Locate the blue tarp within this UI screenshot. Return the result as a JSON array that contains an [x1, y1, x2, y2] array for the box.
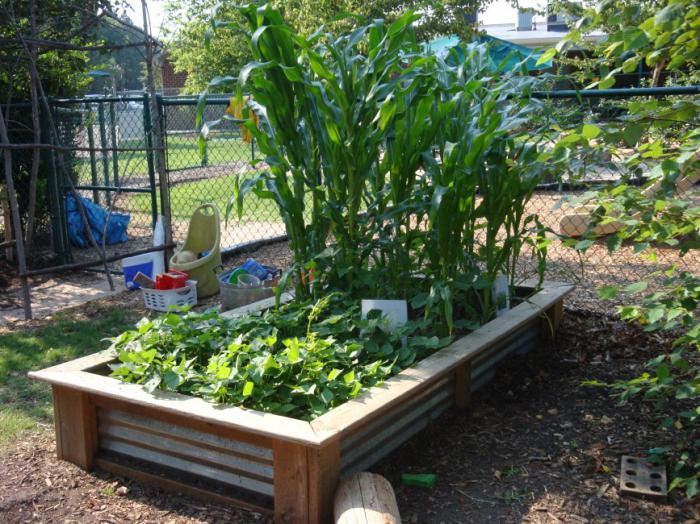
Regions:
[[66, 193, 130, 248], [425, 34, 552, 71]]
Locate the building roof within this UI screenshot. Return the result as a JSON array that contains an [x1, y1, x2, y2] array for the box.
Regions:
[[480, 23, 606, 49]]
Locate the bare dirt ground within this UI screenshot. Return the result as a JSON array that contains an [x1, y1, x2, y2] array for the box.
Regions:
[[2, 301, 699, 523]]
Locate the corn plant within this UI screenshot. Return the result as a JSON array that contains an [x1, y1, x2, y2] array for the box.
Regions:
[[212, 4, 559, 333]]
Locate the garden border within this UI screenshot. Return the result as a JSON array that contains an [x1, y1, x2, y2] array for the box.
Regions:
[[30, 281, 573, 523]]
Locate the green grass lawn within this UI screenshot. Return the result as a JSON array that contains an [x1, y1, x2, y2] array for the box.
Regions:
[[0, 306, 140, 450], [129, 171, 312, 223], [74, 134, 254, 185]]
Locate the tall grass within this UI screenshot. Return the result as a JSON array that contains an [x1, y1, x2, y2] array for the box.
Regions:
[[207, 4, 562, 334]]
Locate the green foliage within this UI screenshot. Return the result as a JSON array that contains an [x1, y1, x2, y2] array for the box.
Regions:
[[163, 0, 252, 93], [210, 4, 558, 334], [163, 0, 486, 93], [551, 0, 700, 497], [88, 15, 146, 93], [109, 293, 450, 420], [552, 0, 700, 87]]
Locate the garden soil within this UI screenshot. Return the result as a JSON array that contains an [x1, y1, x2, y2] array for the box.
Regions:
[[1, 241, 699, 522]]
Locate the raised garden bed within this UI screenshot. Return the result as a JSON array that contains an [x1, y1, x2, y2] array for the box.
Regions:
[[31, 281, 572, 523]]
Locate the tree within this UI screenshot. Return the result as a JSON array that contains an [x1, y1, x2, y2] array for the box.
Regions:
[[0, 0, 116, 253], [163, 0, 487, 93], [88, 14, 147, 93]]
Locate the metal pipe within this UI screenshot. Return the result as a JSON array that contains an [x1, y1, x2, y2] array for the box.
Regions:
[[19, 243, 175, 278], [97, 102, 111, 206], [63, 185, 155, 194], [532, 85, 700, 99]]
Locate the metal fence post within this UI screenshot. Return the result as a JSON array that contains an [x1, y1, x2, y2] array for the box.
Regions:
[[42, 101, 70, 264], [143, 92, 158, 227], [97, 101, 111, 206], [86, 105, 100, 204], [109, 101, 120, 188]]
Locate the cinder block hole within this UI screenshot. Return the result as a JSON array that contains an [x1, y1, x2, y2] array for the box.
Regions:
[[625, 482, 636, 488], [625, 470, 636, 476], [626, 458, 636, 464], [650, 473, 661, 479], [650, 485, 662, 492]]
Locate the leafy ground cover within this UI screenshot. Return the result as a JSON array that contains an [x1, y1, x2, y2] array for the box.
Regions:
[[0, 303, 140, 450], [110, 292, 451, 420]]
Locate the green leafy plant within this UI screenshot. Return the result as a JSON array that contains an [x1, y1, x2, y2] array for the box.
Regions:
[[109, 294, 450, 420], [551, 0, 700, 497]]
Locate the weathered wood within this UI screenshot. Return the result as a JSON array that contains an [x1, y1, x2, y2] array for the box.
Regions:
[[540, 300, 564, 341], [95, 457, 273, 515], [334, 472, 401, 524], [33, 370, 324, 446], [312, 283, 573, 439], [52, 385, 97, 470], [455, 362, 471, 409], [308, 440, 341, 524], [273, 440, 309, 524]]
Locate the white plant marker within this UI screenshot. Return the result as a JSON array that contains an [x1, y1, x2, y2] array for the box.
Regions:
[[491, 274, 511, 317], [361, 299, 408, 331]]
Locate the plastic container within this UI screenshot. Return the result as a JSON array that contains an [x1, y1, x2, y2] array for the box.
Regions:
[[122, 253, 155, 290], [142, 280, 198, 312], [169, 204, 222, 298], [219, 268, 278, 310]]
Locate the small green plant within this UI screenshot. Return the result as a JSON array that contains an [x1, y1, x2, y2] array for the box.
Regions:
[[496, 488, 534, 504]]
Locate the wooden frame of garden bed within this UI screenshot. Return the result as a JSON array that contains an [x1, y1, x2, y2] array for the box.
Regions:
[[30, 281, 572, 523]]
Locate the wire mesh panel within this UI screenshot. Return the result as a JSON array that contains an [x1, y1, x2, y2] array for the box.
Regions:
[[48, 96, 159, 269], [512, 93, 700, 310], [161, 97, 286, 252]]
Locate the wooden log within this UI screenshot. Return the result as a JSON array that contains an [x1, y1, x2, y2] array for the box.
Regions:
[[334, 472, 401, 524], [52, 385, 98, 470]]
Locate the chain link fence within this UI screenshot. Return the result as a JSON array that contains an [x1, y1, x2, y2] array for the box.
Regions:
[[161, 96, 287, 251], [2, 89, 698, 317]]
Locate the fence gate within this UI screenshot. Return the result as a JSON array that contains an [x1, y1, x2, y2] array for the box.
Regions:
[[47, 94, 160, 266]]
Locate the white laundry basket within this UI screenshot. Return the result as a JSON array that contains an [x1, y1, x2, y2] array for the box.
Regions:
[[141, 280, 198, 312]]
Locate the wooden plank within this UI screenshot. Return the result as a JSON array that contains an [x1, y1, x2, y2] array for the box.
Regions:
[[273, 440, 309, 524], [312, 283, 573, 439], [95, 456, 273, 515], [52, 385, 98, 470], [454, 362, 471, 408], [541, 300, 564, 341], [30, 349, 116, 375], [307, 440, 340, 524], [32, 371, 324, 446]]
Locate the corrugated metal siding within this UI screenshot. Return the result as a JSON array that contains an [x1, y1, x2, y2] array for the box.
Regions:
[[340, 318, 541, 474], [97, 408, 274, 497]]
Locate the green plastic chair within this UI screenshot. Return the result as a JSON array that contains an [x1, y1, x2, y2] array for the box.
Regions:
[[169, 203, 222, 298]]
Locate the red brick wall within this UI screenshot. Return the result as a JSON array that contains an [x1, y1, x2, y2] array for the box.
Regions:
[[160, 53, 187, 94]]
